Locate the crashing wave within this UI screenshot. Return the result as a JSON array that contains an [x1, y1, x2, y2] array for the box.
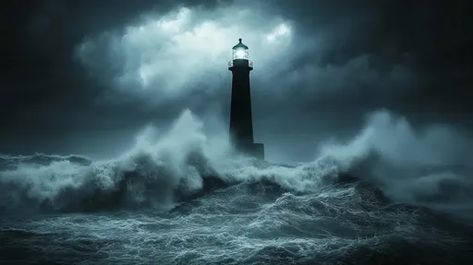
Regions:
[[0, 110, 472, 221]]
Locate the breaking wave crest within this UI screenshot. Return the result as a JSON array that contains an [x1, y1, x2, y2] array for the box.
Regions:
[[1, 110, 472, 221], [0, 110, 226, 212]]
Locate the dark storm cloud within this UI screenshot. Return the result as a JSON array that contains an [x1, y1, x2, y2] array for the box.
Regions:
[[0, 0, 224, 155], [269, 0, 473, 114], [253, 0, 473, 160], [1, 0, 472, 161], [1, 1, 161, 151]]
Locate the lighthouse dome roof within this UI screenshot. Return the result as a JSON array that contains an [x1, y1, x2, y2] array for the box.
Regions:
[[232, 38, 248, 50]]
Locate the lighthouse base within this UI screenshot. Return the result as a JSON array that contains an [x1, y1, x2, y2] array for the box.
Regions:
[[238, 142, 265, 160]]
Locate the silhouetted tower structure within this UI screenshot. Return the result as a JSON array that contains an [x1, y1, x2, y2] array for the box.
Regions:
[[228, 38, 264, 159]]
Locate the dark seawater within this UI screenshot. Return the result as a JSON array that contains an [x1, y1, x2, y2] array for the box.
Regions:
[[1, 159, 472, 264], [1, 110, 473, 264]]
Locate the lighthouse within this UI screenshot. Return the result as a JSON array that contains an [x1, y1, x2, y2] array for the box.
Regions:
[[228, 38, 264, 159]]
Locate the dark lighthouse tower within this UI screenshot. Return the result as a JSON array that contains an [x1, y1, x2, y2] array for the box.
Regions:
[[228, 38, 264, 159]]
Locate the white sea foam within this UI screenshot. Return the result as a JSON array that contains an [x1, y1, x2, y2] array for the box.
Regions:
[[0, 109, 472, 219]]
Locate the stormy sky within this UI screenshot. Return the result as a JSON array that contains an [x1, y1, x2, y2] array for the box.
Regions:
[[1, 0, 472, 162]]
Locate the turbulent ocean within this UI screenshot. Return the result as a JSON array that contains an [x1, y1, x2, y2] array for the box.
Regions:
[[1, 110, 473, 264]]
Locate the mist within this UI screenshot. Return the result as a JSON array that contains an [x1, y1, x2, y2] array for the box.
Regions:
[[1, 108, 471, 220], [320, 110, 473, 219]]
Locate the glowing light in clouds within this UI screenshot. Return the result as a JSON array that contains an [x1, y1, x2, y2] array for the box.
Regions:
[[266, 23, 291, 42], [77, 5, 293, 101], [158, 7, 190, 33]]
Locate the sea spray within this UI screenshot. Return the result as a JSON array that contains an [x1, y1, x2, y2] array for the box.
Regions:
[[1, 109, 472, 220]]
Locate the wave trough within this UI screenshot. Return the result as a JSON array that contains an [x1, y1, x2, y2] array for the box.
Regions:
[[1, 109, 472, 264]]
